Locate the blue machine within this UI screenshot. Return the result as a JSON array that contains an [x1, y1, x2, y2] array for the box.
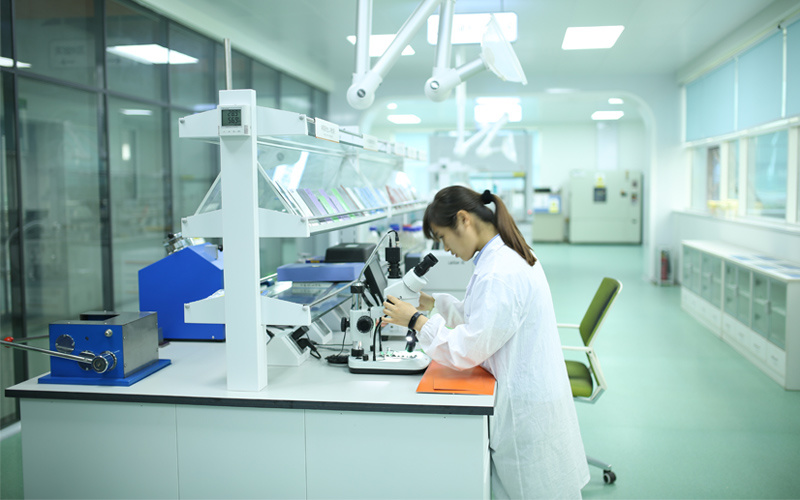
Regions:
[[139, 243, 225, 341], [38, 311, 170, 387]]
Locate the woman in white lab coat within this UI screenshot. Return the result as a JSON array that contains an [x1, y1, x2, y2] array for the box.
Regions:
[[381, 186, 590, 499]]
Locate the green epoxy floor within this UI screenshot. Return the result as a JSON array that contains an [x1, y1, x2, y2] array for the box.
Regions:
[[536, 243, 800, 499], [1, 243, 799, 499]]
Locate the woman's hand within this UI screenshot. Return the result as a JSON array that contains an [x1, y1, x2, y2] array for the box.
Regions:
[[382, 295, 420, 328], [418, 291, 435, 312]]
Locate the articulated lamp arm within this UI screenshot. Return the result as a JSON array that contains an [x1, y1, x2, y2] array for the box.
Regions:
[[347, 0, 445, 110], [426, 14, 528, 102]]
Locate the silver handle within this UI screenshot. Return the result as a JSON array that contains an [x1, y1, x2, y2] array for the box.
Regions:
[[1, 339, 94, 365]]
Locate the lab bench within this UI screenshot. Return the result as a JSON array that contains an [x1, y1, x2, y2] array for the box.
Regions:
[[6, 340, 493, 499]]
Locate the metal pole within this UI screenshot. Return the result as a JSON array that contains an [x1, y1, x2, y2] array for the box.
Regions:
[[433, 0, 455, 71], [354, 0, 372, 76], [0, 339, 93, 364], [224, 38, 233, 90], [372, 0, 443, 79]]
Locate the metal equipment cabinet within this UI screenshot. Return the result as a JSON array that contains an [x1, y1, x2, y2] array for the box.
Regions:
[[680, 240, 800, 389], [568, 170, 642, 243]]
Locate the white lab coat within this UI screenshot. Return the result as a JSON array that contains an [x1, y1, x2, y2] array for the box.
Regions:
[[418, 236, 590, 499]]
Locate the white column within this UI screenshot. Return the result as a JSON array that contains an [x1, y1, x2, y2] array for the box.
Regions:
[[219, 89, 267, 391]]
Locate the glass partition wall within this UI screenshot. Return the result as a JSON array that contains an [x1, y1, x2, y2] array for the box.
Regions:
[[0, 0, 329, 428]]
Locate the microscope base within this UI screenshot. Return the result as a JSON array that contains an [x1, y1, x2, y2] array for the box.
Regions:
[[348, 351, 431, 374]]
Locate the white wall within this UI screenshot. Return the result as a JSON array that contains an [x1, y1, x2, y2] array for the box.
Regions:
[[537, 123, 596, 190], [536, 120, 647, 190], [673, 212, 800, 264]]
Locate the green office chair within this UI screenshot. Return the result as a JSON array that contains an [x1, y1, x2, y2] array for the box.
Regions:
[[559, 277, 622, 485]]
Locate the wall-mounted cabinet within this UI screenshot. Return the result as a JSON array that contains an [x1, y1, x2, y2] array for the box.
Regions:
[[681, 240, 800, 389]]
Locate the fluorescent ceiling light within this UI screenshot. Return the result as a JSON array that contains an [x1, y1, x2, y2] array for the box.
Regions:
[[193, 103, 217, 112], [591, 110, 624, 120], [608, 97, 624, 105], [107, 44, 198, 64], [346, 35, 415, 57], [0, 56, 31, 68], [386, 102, 398, 110], [427, 12, 518, 44], [562, 26, 624, 50], [387, 114, 421, 125], [120, 109, 153, 116], [474, 97, 521, 124], [545, 88, 577, 94]]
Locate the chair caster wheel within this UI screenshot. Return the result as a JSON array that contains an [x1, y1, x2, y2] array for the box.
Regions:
[[603, 470, 616, 484]]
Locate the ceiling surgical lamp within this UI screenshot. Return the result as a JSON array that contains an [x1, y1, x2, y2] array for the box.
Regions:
[[425, 11, 527, 102], [347, 0, 528, 110]]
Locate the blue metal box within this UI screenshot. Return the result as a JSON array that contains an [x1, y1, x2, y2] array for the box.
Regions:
[[138, 244, 225, 340], [39, 311, 170, 386]]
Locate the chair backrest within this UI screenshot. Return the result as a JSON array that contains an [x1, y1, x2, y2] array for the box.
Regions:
[[578, 277, 622, 347]]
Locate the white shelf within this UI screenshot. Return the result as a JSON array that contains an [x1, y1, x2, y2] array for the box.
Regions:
[[177, 91, 427, 391]]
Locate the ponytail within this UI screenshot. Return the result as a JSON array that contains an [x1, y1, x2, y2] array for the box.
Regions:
[[423, 186, 536, 266]]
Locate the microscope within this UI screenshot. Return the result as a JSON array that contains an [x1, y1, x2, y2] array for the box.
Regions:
[[342, 234, 438, 374]]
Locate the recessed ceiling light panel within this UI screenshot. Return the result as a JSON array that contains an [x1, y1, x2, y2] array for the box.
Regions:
[[562, 26, 624, 50], [0, 56, 31, 68], [120, 109, 153, 116], [387, 114, 421, 124], [107, 44, 198, 64], [474, 97, 522, 123], [591, 110, 624, 120]]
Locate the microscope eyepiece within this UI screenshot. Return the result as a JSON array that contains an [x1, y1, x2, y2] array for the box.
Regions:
[[413, 253, 439, 277]]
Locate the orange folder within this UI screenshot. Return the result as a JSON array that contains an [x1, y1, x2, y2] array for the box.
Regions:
[[416, 360, 496, 395]]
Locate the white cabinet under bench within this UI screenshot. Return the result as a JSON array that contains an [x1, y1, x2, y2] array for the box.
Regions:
[[681, 240, 800, 389]]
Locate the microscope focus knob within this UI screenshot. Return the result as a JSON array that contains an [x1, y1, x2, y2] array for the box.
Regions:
[[356, 316, 373, 333], [341, 317, 350, 332], [350, 282, 365, 294]]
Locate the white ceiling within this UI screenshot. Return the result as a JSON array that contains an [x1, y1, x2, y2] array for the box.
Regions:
[[140, 0, 798, 130]]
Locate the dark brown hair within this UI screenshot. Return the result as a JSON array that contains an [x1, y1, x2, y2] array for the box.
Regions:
[[422, 185, 536, 266]]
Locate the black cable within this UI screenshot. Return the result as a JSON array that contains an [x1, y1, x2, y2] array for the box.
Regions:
[[325, 320, 349, 364], [296, 338, 321, 359], [338, 324, 348, 355], [372, 318, 381, 361]]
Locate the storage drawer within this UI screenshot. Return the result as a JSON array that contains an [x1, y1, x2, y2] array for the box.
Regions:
[[747, 332, 768, 362], [766, 343, 786, 377], [722, 314, 749, 347], [682, 288, 721, 335]]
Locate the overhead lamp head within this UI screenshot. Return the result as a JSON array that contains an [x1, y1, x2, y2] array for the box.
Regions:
[[480, 15, 527, 84], [425, 15, 527, 102]]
